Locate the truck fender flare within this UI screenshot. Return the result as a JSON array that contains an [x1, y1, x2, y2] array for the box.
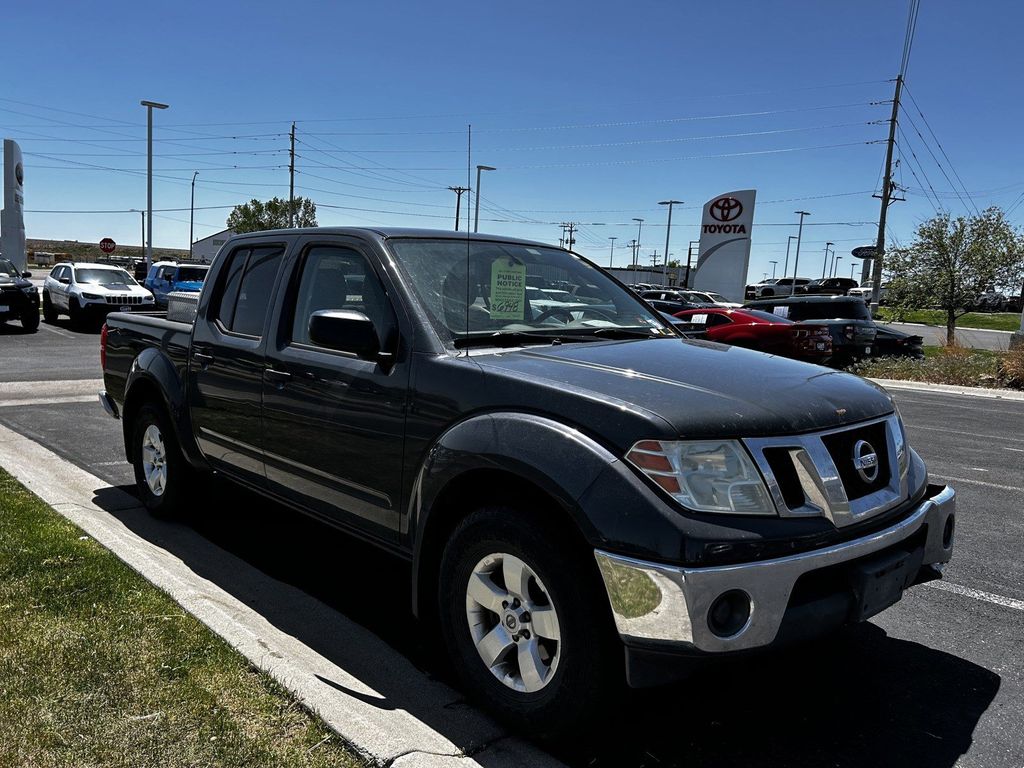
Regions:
[[408, 411, 618, 616], [122, 348, 202, 467]]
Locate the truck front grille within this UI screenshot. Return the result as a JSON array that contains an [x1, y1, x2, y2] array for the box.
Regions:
[[105, 295, 144, 305], [744, 415, 908, 528]]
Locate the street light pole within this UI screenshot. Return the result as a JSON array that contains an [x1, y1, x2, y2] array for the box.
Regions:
[[791, 211, 811, 296], [833, 256, 843, 278], [473, 165, 495, 233], [686, 240, 699, 288], [659, 200, 683, 288], [189, 171, 198, 260], [782, 235, 797, 285], [769, 260, 777, 278], [140, 100, 169, 272], [608, 236, 617, 267], [632, 218, 644, 269], [821, 241, 834, 279]]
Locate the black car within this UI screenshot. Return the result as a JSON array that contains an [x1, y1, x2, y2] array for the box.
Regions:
[[0, 258, 40, 332], [873, 325, 925, 359], [640, 289, 713, 313], [803, 277, 858, 296], [743, 295, 877, 366]]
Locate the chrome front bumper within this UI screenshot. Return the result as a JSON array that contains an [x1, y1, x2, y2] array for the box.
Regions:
[[595, 484, 955, 653]]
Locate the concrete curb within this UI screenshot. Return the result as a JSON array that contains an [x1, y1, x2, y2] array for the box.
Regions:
[[0, 423, 563, 768], [878, 321, 1016, 336], [869, 378, 1024, 401]]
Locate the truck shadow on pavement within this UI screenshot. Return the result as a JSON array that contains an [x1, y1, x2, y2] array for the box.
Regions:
[[92, 481, 999, 768]]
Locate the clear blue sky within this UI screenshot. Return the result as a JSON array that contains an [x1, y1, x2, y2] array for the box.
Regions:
[[3, 0, 1022, 282]]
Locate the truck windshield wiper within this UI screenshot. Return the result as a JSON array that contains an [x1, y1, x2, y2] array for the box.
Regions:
[[453, 330, 565, 349]]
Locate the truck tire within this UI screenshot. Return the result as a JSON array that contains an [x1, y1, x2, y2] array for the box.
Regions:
[[42, 291, 58, 323], [131, 402, 193, 517], [438, 505, 619, 741], [21, 308, 39, 332]]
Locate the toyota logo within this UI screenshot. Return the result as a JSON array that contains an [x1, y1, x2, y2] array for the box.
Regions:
[[709, 196, 743, 222], [852, 440, 879, 483]]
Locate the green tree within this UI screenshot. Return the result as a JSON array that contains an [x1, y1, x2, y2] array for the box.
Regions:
[[885, 207, 1024, 344], [226, 197, 317, 233]]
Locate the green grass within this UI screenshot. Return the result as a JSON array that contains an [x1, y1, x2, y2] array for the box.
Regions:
[[877, 308, 1021, 332], [0, 468, 363, 768]]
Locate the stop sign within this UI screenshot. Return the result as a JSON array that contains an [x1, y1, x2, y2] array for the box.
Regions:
[[99, 238, 116, 254]]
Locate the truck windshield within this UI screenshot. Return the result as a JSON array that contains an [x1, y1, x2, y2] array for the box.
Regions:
[[75, 268, 137, 286], [387, 239, 672, 345]]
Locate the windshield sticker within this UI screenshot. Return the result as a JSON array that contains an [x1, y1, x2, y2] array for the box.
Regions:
[[691, 313, 708, 324], [773, 306, 789, 318], [490, 260, 527, 320]]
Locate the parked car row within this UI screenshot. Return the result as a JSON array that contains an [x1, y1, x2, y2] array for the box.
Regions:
[[37, 260, 211, 331], [673, 295, 923, 367]]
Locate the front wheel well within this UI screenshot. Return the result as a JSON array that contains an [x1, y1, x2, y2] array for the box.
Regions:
[[121, 379, 167, 462], [413, 468, 594, 622]]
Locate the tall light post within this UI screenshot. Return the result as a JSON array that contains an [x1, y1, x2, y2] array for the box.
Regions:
[[608, 236, 617, 267], [821, 241, 834, 279], [850, 263, 856, 279], [686, 240, 699, 288], [131, 210, 145, 260], [189, 171, 198, 261], [791, 211, 810, 295], [782, 235, 797, 284], [659, 200, 683, 288], [769, 260, 778, 278], [632, 218, 644, 269], [833, 255, 843, 278], [140, 100, 169, 271], [473, 165, 495, 233]]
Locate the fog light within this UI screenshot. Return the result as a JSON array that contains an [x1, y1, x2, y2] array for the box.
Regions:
[[943, 515, 955, 549], [707, 590, 751, 638]]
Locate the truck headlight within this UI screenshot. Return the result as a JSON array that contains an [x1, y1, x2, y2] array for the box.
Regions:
[[626, 439, 775, 515]]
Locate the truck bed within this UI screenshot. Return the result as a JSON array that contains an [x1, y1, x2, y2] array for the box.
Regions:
[[102, 312, 193, 408]]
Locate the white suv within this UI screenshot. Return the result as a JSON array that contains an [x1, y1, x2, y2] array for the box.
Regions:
[[43, 262, 155, 328]]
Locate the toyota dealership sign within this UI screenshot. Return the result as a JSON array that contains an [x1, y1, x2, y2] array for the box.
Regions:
[[691, 189, 756, 301]]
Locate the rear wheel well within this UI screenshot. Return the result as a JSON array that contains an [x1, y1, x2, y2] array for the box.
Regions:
[[414, 468, 594, 622], [121, 379, 166, 462]]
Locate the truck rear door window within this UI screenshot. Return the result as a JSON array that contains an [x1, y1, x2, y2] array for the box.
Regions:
[[215, 245, 285, 337]]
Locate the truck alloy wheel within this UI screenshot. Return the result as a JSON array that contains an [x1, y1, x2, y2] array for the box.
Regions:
[[465, 552, 562, 693], [141, 424, 168, 497]]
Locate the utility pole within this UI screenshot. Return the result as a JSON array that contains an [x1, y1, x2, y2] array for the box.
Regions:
[[632, 218, 644, 269], [769, 260, 777, 278], [868, 75, 903, 313], [289, 122, 296, 227], [448, 186, 469, 231], [562, 222, 577, 251], [821, 241, 834, 279], [659, 200, 682, 290], [608, 236, 617, 267], [791, 211, 811, 295], [189, 172, 198, 260]]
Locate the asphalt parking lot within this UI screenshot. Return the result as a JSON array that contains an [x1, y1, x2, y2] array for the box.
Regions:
[[1, 322, 1022, 767]]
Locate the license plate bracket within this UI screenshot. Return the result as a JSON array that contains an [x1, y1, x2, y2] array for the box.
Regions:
[[849, 546, 924, 622]]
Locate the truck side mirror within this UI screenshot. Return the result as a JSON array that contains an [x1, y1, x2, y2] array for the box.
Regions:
[[22, 271, 32, 278], [308, 309, 381, 359]]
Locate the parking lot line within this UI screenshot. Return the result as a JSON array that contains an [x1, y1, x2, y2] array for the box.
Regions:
[[907, 424, 1024, 444], [931, 475, 1024, 494], [36, 322, 75, 339], [927, 581, 1024, 612]]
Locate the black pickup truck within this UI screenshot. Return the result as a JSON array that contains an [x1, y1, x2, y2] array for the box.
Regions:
[[100, 228, 956, 739]]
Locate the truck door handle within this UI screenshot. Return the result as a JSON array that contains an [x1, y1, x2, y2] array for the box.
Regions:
[[265, 368, 292, 386], [193, 352, 215, 365]]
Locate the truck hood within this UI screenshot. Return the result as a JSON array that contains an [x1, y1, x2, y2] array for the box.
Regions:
[[473, 337, 894, 439]]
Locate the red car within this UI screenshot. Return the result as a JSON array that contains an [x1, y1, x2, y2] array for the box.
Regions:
[[673, 308, 832, 364]]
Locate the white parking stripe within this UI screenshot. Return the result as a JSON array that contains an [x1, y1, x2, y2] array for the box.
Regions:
[[932, 475, 1024, 494], [908, 424, 1024, 444], [927, 581, 1024, 612], [0, 396, 96, 408], [36, 322, 75, 339]]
